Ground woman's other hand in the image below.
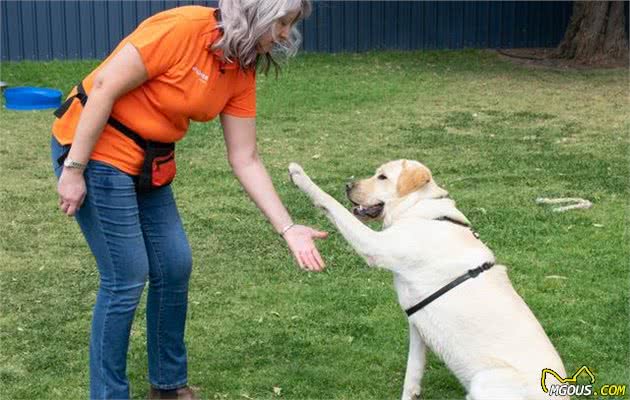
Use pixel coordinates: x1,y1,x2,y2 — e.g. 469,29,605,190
58,168,87,216
283,225,328,272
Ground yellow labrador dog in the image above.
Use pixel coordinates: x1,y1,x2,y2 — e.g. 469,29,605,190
288,160,567,400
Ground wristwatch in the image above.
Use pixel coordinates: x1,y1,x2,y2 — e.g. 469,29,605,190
63,157,87,171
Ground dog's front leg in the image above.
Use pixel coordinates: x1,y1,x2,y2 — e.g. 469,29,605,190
401,323,426,400
288,163,385,266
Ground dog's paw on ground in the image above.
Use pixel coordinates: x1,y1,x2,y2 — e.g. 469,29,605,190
401,387,421,400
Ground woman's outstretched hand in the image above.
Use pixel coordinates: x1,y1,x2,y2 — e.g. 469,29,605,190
283,224,328,272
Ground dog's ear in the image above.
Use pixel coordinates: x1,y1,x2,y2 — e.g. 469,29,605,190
397,161,431,197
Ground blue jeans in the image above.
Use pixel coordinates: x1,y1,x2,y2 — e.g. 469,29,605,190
51,136,192,399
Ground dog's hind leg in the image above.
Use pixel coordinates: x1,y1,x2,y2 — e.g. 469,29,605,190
401,323,426,400
466,368,530,400
288,163,387,266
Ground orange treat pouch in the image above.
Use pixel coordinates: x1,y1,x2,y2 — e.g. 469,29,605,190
139,142,176,191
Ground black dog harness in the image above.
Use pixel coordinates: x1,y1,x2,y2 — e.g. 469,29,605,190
434,216,480,238
404,217,494,317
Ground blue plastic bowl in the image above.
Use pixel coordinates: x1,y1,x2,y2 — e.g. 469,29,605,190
4,87,63,110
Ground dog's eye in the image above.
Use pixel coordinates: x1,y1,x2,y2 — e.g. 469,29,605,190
377,174,388,180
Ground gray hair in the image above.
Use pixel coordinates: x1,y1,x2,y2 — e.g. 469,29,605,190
213,0,311,74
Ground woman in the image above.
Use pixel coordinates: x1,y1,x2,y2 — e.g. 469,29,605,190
50,1,325,398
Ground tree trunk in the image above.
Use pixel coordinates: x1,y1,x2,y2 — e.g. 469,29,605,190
555,1,629,64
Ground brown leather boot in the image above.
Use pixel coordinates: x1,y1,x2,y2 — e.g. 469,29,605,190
148,385,199,400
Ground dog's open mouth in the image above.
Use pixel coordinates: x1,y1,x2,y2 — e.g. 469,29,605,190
351,202,385,218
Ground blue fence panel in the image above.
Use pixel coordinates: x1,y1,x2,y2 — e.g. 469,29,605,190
317,2,331,53
107,1,123,56
136,1,153,23
344,1,358,52
527,2,539,48
64,2,81,59
356,1,371,52
1,1,9,61
79,1,95,59
329,2,344,53
5,1,22,60
93,2,108,60
303,6,317,52
504,3,515,47
428,2,437,49
49,2,65,60
122,2,137,40
398,1,411,50
36,1,52,59
384,2,398,49
2,0,607,61
462,2,474,48
21,1,37,59
370,1,385,50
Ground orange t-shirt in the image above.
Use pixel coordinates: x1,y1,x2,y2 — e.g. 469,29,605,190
52,6,256,175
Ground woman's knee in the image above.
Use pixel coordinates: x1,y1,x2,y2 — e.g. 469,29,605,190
98,252,150,294
168,243,193,285
150,241,192,288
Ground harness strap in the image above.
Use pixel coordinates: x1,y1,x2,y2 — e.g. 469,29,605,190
435,215,480,239
53,96,75,119
405,262,495,317
434,216,470,228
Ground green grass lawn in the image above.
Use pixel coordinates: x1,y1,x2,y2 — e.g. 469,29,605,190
1,50,628,399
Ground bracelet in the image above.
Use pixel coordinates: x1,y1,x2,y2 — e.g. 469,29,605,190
63,157,87,171
279,222,296,236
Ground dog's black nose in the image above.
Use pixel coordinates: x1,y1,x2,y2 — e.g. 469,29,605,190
345,182,354,192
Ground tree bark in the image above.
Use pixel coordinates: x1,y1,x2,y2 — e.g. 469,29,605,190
555,1,629,64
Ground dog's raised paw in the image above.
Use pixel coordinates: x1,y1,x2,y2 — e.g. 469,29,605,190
288,162,306,184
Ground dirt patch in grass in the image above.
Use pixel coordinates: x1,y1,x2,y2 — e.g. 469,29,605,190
493,48,629,70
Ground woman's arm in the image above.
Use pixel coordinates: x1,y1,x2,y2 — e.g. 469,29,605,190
58,43,148,216
220,114,327,271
